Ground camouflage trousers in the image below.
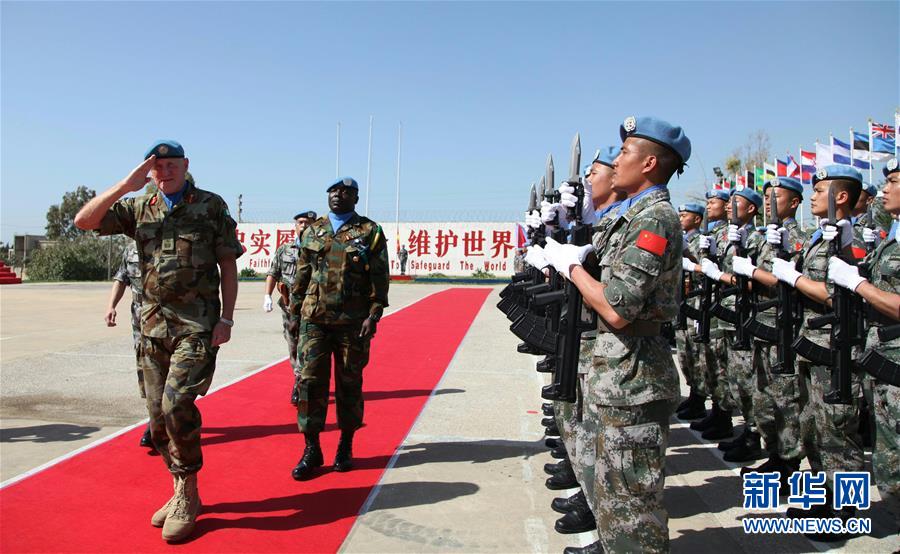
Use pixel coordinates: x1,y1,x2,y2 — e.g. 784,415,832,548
871,379,900,524
798,362,864,488
277,297,300,376
724,330,754,425
130,300,145,399
675,327,701,391
554,395,577,460
694,334,721,402
751,342,803,459
709,333,736,410
141,332,218,476
296,321,370,434
592,399,674,554
568,336,597,511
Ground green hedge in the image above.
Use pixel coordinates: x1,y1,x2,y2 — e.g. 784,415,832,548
26,236,123,281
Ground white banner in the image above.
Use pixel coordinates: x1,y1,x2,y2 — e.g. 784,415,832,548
236,221,525,277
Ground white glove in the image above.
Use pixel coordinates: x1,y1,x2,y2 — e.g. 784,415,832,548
540,200,569,227
558,182,597,225
693,320,700,334
698,234,718,256
772,258,802,287
524,210,542,230
559,183,578,208
727,224,742,244
263,294,273,312
524,245,550,270
765,224,784,247
863,227,877,244
822,219,853,248
682,257,697,272
700,258,723,281
828,257,867,291
732,256,756,278
543,237,593,280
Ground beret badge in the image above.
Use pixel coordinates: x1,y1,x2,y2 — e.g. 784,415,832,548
623,116,636,133
888,158,899,171
816,168,827,180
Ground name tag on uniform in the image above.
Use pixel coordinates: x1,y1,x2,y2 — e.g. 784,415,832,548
162,238,175,252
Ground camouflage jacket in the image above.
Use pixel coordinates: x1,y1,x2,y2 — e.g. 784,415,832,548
864,236,900,358
113,240,143,301
752,218,806,326
289,213,390,326
797,226,866,352
588,186,682,405
267,242,301,287
97,182,244,338
715,221,765,331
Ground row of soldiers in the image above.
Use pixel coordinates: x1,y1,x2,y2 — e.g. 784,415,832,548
502,115,900,552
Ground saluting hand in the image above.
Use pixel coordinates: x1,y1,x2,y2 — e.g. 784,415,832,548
120,156,156,193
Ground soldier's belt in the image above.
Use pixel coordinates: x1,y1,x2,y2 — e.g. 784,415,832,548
866,306,900,327
791,335,831,366
597,320,661,337
858,349,900,387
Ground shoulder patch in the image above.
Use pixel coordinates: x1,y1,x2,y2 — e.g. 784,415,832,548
636,230,668,256
851,246,866,259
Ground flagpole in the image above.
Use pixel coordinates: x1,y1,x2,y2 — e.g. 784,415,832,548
798,146,805,227
395,121,402,254
365,115,373,217
849,127,855,169
867,119,874,186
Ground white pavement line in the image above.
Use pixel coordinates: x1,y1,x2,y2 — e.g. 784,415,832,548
341,289,489,551
524,517,550,554
0,290,455,492
47,351,272,365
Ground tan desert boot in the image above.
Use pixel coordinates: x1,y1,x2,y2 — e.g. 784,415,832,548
161,474,201,542
150,475,178,527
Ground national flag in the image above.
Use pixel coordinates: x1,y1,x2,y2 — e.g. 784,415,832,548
786,155,801,179
636,230,667,256
754,167,765,189
816,142,832,169
516,223,528,248
736,174,746,188
871,121,896,160
832,137,851,165
776,158,787,177
852,131,870,157
801,149,816,182
745,169,754,189
764,162,777,183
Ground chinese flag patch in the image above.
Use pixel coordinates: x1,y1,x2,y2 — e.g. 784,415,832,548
636,230,668,256
851,246,866,259
794,242,803,252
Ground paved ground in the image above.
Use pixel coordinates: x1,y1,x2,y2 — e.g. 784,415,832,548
1,281,898,552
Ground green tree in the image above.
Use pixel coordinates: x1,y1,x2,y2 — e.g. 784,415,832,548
724,130,771,175
45,186,97,239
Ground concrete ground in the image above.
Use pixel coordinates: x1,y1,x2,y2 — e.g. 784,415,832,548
1,282,898,552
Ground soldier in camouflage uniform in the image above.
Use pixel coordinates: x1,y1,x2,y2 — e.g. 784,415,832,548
828,158,900,531
289,177,390,481
264,210,317,405
731,178,806,481
769,165,867,540
697,188,765,460
674,202,705,419
543,116,689,554
76,140,243,542
106,240,155,450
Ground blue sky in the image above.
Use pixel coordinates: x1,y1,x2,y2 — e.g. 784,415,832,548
2,1,897,242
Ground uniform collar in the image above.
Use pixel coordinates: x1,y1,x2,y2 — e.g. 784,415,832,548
616,185,668,217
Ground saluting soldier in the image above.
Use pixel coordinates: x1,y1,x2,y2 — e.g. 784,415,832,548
264,210,317,405
827,158,900,531
289,177,390,481
543,116,689,554
75,140,243,542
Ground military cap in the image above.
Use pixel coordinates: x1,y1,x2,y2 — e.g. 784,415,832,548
706,189,730,202
294,210,317,220
862,181,878,197
327,176,359,192
592,146,620,168
813,164,862,186
734,187,763,209
883,158,899,177
763,177,803,198
678,202,705,216
144,139,184,160
619,116,691,166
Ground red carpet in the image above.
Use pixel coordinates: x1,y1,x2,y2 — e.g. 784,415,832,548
0,287,491,553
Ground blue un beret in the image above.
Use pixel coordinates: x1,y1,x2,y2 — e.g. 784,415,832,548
294,211,317,220
706,189,730,202
734,188,763,209
592,146,620,168
144,139,184,160
813,164,863,186
763,177,804,199
862,182,878,197
883,158,899,177
678,202,705,216
327,176,359,192
619,116,691,167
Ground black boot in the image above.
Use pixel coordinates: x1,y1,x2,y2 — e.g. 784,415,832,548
718,426,750,451
554,494,596,534
740,454,779,476
545,437,562,449
804,506,859,542
777,458,801,494
541,417,556,428
536,357,555,373
541,384,560,401
545,463,578,490
723,431,764,462
700,407,733,441
544,458,570,476
551,490,585,514
677,391,707,420
563,540,604,554
139,425,153,448
550,445,567,459
542,403,555,417
690,402,721,431
518,342,540,354
291,433,324,481
290,382,299,406
334,431,354,472
545,423,561,437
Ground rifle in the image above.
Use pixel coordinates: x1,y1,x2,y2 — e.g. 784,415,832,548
676,224,698,330
689,207,717,343
731,195,754,351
